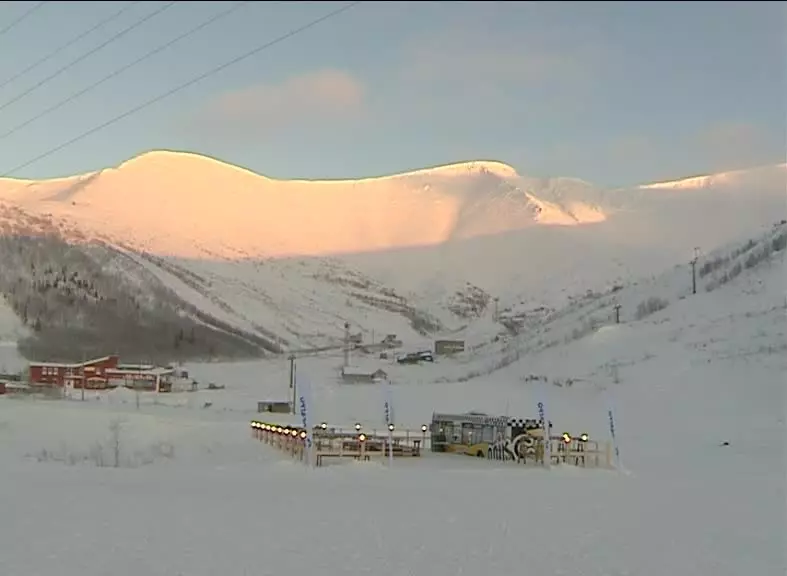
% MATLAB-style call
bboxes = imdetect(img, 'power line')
[0,0,47,37]
[1,1,362,178]
[0,1,141,92]
[0,1,176,114]
[0,1,251,141]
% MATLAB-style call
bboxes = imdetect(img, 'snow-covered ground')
[1,228,784,576]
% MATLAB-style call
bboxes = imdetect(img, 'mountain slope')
[393,222,787,385]
[0,198,454,359]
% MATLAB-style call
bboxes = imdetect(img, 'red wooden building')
[105,364,176,392]
[29,355,119,388]
[28,355,179,392]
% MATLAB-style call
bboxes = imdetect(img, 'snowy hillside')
[340,163,786,299]
[0,223,783,576]
[122,250,451,350]
[0,231,448,360]
[336,223,787,386]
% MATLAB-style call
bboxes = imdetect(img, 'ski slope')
[1,227,784,576]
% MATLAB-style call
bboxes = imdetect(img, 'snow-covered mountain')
[0,151,605,260]
[0,151,783,360]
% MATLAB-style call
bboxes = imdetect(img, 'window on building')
[481,425,496,444]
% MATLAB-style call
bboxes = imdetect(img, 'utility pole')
[343,322,350,368]
[80,350,85,401]
[613,304,621,324]
[493,297,500,321]
[288,354,296,414]
[690,246,700,295]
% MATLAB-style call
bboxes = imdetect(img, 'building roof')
[3,382,30,390]
[106,366,174,377]
[117,363,155,371]
[341,366,387,377]
[29,361,81,368]
[29,355,116,369]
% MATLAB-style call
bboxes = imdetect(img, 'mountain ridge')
[0,149,784,360]
[0,149,782,267]
[637,163,787,191]
[0,150,609,260]
[1,150,523,186]
[4,148,782,190]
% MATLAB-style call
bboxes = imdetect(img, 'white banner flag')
[383,379,395,467]
[297,374,315,467]
[607,406,621,470]
[384,380,395,427]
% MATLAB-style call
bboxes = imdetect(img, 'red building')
[28,356,177,392]
[105,364,175,392]
[28,355,119,388]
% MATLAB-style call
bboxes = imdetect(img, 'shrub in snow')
[564,316,603,344]
[30,419,175,468]
[743,243,773,270]
[772,231,787,252]
[699,255,730,278]
[634,296,668,320]
[705,261,743,292]
[706,231,784,292]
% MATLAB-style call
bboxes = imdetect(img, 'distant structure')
[380,334,402,348]
[27,355,187,392]
[340,366,388,384]
[257,401,292,414]
[434,339,466,356]
[343,322,351,368]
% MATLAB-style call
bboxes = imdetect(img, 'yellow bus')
[429,411,546,459]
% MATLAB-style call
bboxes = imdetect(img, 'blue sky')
[0,1,783,186]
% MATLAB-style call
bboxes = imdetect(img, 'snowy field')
[1,239,785,576]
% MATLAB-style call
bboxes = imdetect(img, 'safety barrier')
[250,421,308,461]
[509,433,611,468]
[250,421,611,469]
[250,420,429,466]
[551,432,612,468]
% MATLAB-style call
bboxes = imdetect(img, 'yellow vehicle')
[429,411,545,459]
[430,411,606,467]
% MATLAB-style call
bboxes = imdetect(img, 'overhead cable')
[0,1,251,140]
[0,0,47,37]
[0,1,142,92]
[1,1,362,177]
[0,1,177,114]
